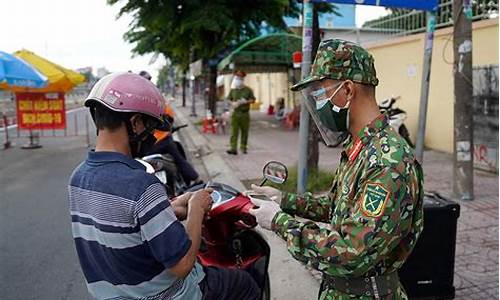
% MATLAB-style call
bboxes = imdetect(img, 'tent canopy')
[218,33,302,74]
[10,49,85,93]
[0,51,47,90]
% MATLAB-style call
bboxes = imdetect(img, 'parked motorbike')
[379,96,414,147]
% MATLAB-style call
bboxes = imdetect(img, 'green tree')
[108,0,337,172]
[156,64,170,93]
[108,0,303,114]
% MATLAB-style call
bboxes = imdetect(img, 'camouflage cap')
[291,39,379,91]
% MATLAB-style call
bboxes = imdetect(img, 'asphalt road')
[0,120,94,299]
[0,107,208,300]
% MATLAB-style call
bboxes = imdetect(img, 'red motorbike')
[188,161,289,300]
[136,158,288,299]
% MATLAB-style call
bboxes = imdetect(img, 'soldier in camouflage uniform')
[248,39,424,300]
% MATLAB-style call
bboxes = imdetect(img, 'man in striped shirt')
[68,73,259,300]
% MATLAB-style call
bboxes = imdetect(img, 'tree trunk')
[307,5,321,172]
[208,65,218,116]
[182,72,187,107]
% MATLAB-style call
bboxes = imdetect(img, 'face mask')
[315,82,349,132]
[125,116,157,158]
[231,76,243,89]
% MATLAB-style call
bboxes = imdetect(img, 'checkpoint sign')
[16,92,66,130]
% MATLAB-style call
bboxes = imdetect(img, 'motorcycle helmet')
[84,72,168,130]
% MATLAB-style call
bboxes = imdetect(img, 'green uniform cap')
[291,39,379,91]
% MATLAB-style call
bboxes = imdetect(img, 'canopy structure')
[0,51,47,90]
[9,49,85,93]
[218,33,302,74]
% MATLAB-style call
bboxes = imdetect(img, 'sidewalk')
[174,102,321,300]
[174,97,498,299]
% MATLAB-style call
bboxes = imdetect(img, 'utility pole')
[190,75,197,117]
[415,11,436,163]
[190,50,197,117]
[297,0,314,194]
[182,72,187,107]
[453,0,474,200]
[307,4,321,173]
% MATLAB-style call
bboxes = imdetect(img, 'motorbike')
[138,159,289,300]
[141,124,193,197]
[191,161,288,300]
[378,96,414,147]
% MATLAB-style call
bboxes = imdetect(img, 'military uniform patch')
[361,183,390,218]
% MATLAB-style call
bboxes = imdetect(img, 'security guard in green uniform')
[247,39,424,299]
[226,70,255,155]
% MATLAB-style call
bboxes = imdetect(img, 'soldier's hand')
[248,184,282,205]
[249,197,281,230]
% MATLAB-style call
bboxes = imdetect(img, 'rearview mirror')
[261,161,288,185]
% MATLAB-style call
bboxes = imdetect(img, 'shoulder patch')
[361,182,390,218]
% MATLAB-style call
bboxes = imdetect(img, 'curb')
[173,106,246,191]
[173,104,321,299]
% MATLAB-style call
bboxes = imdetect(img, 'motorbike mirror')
[260,161,288,186]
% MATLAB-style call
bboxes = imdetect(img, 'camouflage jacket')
[271,114,424,300]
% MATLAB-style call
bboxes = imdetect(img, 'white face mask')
[231,76,243,89]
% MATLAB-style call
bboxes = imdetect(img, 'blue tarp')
[312,0,438,11]
[0,51,47,89]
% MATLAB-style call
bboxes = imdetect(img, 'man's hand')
[248,184,282,205]
[171,192,192,221]
[249,197,281,230]
[232,98,248,109]
[169,188,213,279]
[187,188,213,219]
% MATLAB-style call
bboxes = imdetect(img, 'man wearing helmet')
[68,73,259,300]
[248,40,424,299]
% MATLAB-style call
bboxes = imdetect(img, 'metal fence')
[1,89,94,149]
[335,0,499,46]
[364,0,498,32]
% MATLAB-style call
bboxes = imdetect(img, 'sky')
[1,1,388,82]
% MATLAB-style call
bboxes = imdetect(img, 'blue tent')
[0,51,47,89]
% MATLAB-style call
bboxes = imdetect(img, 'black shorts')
[199,266,261,300]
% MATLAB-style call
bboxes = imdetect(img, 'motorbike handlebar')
[171,124,188,133]
[239,202,258,228]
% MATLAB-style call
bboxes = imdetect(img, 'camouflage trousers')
[318,280,409,300]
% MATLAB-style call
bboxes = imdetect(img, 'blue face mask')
[314,82,349,132]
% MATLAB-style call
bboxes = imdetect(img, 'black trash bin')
[399,192,460,300]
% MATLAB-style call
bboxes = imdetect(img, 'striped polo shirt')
[68,151,205,300]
